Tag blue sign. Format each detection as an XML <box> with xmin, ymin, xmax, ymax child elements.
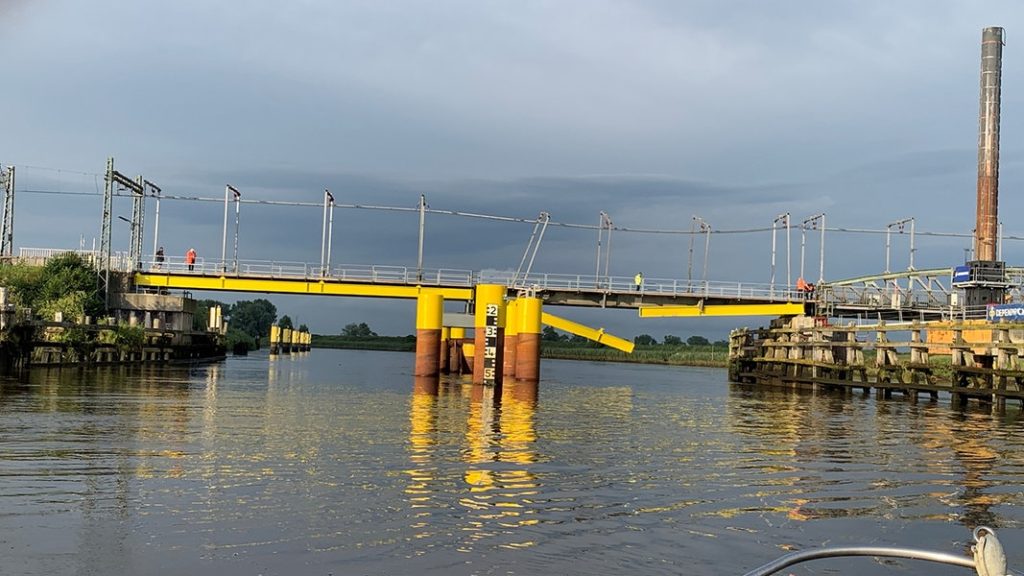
<box><xmin>987</xmin><ymin>303</ymin><xmax>1024</xmax><ymax>322</ymax></box>
<box><xmin>952</xmin><ymin>265</ymin><xmax>971</xmax><ymax>284</ymax></box>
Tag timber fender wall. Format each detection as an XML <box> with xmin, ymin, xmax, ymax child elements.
<box><xmin>728</xmin><ymin>316</ymin><xmax>1024</xmax><ymax>410</ymax></box>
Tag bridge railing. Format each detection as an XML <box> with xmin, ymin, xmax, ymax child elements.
<box><xmin>489</xmin><ymin>271</ymin><xmax>804</xmax><ymax>301</ymax></box>
<box><xmin>17</xmin><ymin>247</ymin><xmax>132</xmax><ymax>269</ymax></box>
<box><xmin>134</xmin><ymin>257</ymin><xmax>476</xmax><ymax>287</ymax></box>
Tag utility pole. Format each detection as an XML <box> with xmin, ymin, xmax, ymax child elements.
<box><xmin>770</xmin><ymin>213</ymin><xmax>790</xmax><ymax>294</ymax></box>
<box><xmin>0</xmin><ymin>165</ymin><xmax>14</xmax><ymax>257</ymax></box>
<box><xmin>801</xmin><ymin>213</ymin><xmax>825</xmax><ymax>284</ymax></box>
<box><xmin>130</xmin><ymin>175</ymin><xmax>145</xmax><ymax>270</ymax></box>
<box><xmin>595</xmin><ymin>211</ymin><xmax>613</xmax><ymax>285</ymax></box>
<box><xmin>320</xmin><ymin>189</ymin><xmax>335</xmax><ymax>276</ymax></box>
<box><xmin>689</xmin><ymin>216</ymin><xmax>711</xmax><ymax>290</ymax></box>
<box><xmin>100</xmin><ymin>158</ymin><xmax>143</xmax><ymax>308</ymax></box>
<box><xmin>885</xmin><ymin>217</ymin><xmax>915</xmax><ymax>273</ymax></box>
<box><xmin>232</xmin><ymin>187</ymin><xmax>241</xmax><ymax>273</ymax></box>
<box><xmin>145</xmin><ymin>179</ymin><xmax>162</xmax><ymax>264</ymax></box>
<box><xmin>222</xmin><ymin>185</ymin><xmax>240</xmax><ymax>272</ymax></box>
<box><xmin>417</xmin><ymin>195</ymin><xmax>426</xmax><ymax>281</ymax></box>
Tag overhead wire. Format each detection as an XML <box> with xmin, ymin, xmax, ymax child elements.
<box><xmin>8</xmin><ymin>185</ymin><xmax>1010</xmax><ymax>239</ymax></box>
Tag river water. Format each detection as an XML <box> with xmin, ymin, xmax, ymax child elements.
<box><xmin>1</xmin><ymin>349</ymin><xmax>1023</xmax><ymax>576</ymax></box>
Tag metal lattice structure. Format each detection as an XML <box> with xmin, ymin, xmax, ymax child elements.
<box><xmin>99</xmin><ymin>157</ymin><xmax>145</xmax><ymax>308</ymax></box>
<box><xmin>0</xmin><ymin>165</ymin><xmax>14</xmax><ymax>257</ymax></box>
<box><xmin>100</xmin><ymin>158</ymin><xmax>114</xmax><ymax>306</ymax></box>
<box><xmin>130</xmin><ymin>175</ymin><xmax>145</xmax><ymax>270</ymax></box>
<box><xmin>819</xmin><ymin>266</ymin><xmax>1024</xmax><ymax>320</ymax></box>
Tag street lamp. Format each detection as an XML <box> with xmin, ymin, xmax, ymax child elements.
<box><xmin>801</xmin><ymin>213</ymin><xmax>826</xmax><ymax>284</ymax></box>
<box><xmin>222</xmin><ymin>185</ymin><xmax>241</xmax><ymax>273</ymax></box>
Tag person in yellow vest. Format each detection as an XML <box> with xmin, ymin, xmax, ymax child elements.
<box><xmin>634</xmin><ymin>272</ymin><xmax>643</xmax><ymax>292</ymax></box>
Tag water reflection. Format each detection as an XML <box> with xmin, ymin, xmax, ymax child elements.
<box><xmin>4</xmin><ymin>352</ymin><xmax>1024</xmax><ymax>575</ymax></box>
<box><xmin>461</xmin><ymin>381</ymin><xmax>540</xmax><ymax>551</ymax></box>
<box><xmin>404</xmin><ymin>377</ymin><xmax>541</xmax><ymax>554</ymax></box>
<box><xmin>726</xmin><ymin>383</ymin><xmax>1024</xmax><ymax>530</ymax></box>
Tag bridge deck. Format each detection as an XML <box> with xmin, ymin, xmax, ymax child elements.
<box><xmin>131</xmin><ymin>259</ymin><xmax>809</xmax><ymax>316</ymax></box>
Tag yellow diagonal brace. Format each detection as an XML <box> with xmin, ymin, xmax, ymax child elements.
<box><xmin>133</xmin><ymin>273</ymin><xmax>474</xmax><ymax>301</ymax></box>
<box><xmin>541</xmin><ymin>312</ymin><xmax>635</xmax><ymax>353</ymax></box>
<box><xmin>639</xmin><ymin>302</ymin><xmax>807</xmax><ymax>318</ymax></box>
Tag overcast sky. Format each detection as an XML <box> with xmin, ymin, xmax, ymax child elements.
<box><xmin>4</xmin><ymin>1</ymin><xmax>1024</xmax><ymax>338</ymax></box>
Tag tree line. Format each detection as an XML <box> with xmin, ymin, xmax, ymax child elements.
<box><xmin>194</xmin><ymin>298</ymin><xmax>308</xmax><ymax>351</ymax></box>
<box><xmin>541</xmin><ymin>326</ymin><xmax>726</xmax><ymax>347</ymax></box>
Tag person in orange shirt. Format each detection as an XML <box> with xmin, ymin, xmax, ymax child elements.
<box><xmin>185</xmin><ymin>247</ymin><xmax>197</xmax><ymax>271</ymax></box>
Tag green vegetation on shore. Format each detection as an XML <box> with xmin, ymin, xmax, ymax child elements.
<box><xmin>191</xmin><ymin>298</ymin><xmax>312</xmax><ymax>353</ymax></box>
<box><xmin>540</xmin><ymin>341</ymin><xmax>727</xmax><ymax>367</ymax></box>
<box><xmin>0</xmin><ymin>253</ymin><xmax>104</xmax><ymax>321</ymax></box>
<box><xmin>310</xmin><ymin>323</ymin><xmax>729</xmax><ymax>367</ymax></box>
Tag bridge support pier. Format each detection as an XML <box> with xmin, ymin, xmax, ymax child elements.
<box><xmin>448</xmin><ymin>327</ymin><xmax>466</xmax><ymax>374</ymax></box>
<box><xmin>503</xmin><ymin>299</ymin><xmax>519</xmax><ymax>378</ymax></box>
<box><xmin>439</xmin><ymin>326</ymin><xmax>450</xmax><ymax>374</ymax></box>
<box><xmin>282</xmin><ymin>328</ymin><xmax>292</xmax><ymax>354</ymax></box>
<box><xmin>515</xmin><ymin>296</ymin><xmax>542</xmax><ymax>382</ymax></box>
<box><xmin>415</xmin><ymin>292</ymin><xmax>444</xmax><ymax>377</ymax></box>
<box><xmin>473</xmin><ymin>284</ymin><xmax>506</xmax><ymax>386</ymax></box>
<box><xmin>270</xmin><ymin>325</ymin><xmax>280</xmax><ymax>355</ymax></box>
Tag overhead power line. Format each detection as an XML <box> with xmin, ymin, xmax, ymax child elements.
<box><xmin>10</xmin><ymin>186</ymin><xmax>1004</xmax><ymax>239</ymax></box>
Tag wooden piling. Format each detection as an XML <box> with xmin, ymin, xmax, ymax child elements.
<box><xmin>728</xmin><ymin>316</ymin><xmax>1024</xmax><ymax>409</ymax></box>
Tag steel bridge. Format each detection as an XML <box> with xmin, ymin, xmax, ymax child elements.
<box><xmin>5</xmin><ymin>155</ymin><xmax>1019</xmax><ymax>323</ymax></box>
<box><xmin>19</xmin><ymin>246</ymin><xmax>1000</xmax><ymax>322</ymax></box>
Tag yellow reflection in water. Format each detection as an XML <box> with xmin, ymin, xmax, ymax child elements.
<box><xmin>404</xmin><ymin>377</ymin><xmax>541</xmax><ymax>551</ymax></box>
<box><xmin>405</xmin><ymin>376</ymin><xmax>440</xmax><ymax>539</ymax></box>
<box><xmin>459</xmin><ymin>381</ymin><xmax>540</xmax><ymax>550</ymax></box>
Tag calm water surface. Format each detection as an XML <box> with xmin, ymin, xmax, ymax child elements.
<box><xmin>2</xmin><ymin>349</ymin><xmax>1024</xmax><ymax>576</ymax></box>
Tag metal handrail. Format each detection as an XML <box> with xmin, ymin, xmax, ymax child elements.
<box><xmin>744</xmin><ymin>525</ymin><xmax>1013</xmax><ymax>576</ymax></box>
<box><xmin>742</xmin><ymin>546</ymin><xmax>975</xmax><ymax>576</ymax></box>
<box><xmin>13</xmin><ymin>248</ymin><xmax>1022</xmax><ymax>316</ymax></box>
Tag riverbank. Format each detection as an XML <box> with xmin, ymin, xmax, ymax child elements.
<box><xmin>310</xmin><ymin>335</ymin><xmax>729</xmax><ymax>368</ymax></box>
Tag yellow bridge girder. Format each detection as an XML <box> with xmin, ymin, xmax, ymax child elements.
<box><xmin>133</xmin><ymin>273</ymin><xmax>474</xmax><ymax>301</ymax></box>
<box><xmin>638</xmin><ymin>302</ymin><xmax>807</xmax><ymax>318</ymax></box>
<box><xmin>541</xmin><ymin>312</ymin><xmax>635</xmax><ymax>353</ymax></box>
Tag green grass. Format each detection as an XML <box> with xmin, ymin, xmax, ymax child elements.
<box><xmin>311</xmin><ymin>335</ymin><xmax>415</xmax><ymax>352</ymax></box>
<box><xmin>541</xmin><ymin>343</ymin><xmax>727</xmax><ymax>367</ymax></box>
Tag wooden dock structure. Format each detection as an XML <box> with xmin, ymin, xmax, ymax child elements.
<box><xmin>728</xmin><ymin>317</ymin><xmax>1024</xmax><ymax>411</ymax></box>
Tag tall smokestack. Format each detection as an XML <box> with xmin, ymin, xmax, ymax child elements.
<box><xmin>976</xmin><ymin>26</ymin><xmax>1004</xmax><ymax>262</ymax></box>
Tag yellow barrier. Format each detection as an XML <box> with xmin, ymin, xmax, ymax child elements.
<box><xmin>541</xmin><ymin>312</ymin><xmax>634</xmax><ymax>353</ymax></box>
<box><xmin>638</xmin><ymin>302</ymin><xmax>807</xmax><ymax>318</ymax></box>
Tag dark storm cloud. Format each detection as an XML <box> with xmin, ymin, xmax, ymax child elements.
<box><xmin>6</xmin><ymin>0</ymin><xmax>1024</xmax><ymax>336</ymax></box>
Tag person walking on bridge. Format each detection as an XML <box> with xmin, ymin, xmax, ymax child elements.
<box><xmin>155</xmin><ymin>247</ymin><xmax>165</xmax><ymax>270</ymax></box>
<box><xmin>634</xmin><ymin>272</ymin><xmax>643</xmax><ymax>292</ymax></box>
<box><xmin>186</xmin><ymin>247</ymin><xmax>197</xmax><ymax>271</ymax></box>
